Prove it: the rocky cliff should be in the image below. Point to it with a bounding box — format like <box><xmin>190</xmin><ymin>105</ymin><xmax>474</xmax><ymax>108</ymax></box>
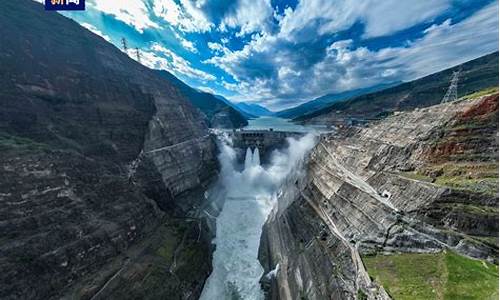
<box><xmin>0</xmin><ymin>1</ymin><xmax>218</xmax><ymax>299</ymax></box>
<box><xmin>260</xmin><ymin>91</ymin><xmax>498</xmax><ymax>299</ymax></box>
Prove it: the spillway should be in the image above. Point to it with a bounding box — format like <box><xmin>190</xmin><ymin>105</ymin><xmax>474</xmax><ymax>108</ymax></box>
<box><xmin>200</xmin><ymin>133</ymin><xmax>317</xmax><ymax>299</ymax></box>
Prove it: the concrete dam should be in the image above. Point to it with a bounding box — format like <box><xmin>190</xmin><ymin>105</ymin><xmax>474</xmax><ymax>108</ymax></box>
<box><xmin>226</xmin><ymin>129</ymin><xmax>305</xmax><ymax>160</ymax></box>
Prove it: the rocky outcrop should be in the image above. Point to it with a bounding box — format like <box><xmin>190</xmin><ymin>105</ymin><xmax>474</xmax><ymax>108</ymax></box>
<box><xmin>0</xmin><ymin>1</ymin><xmax>218</xmax><ymax>299</ymax></box>
<box><xmin>260</xmin><ymin>93</ymin><xmax>498</xmax><ymax>299</ymax></box>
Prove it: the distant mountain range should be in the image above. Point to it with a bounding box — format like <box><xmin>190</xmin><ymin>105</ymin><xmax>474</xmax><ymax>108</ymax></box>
<box><xmin>156</xmin><ymin>71</ymin><xmax>248</xmax><ymax>128</ymax></box>
<box><xmin>295</xmin><ymin>52</ymin><xmax>499</xmax><ymax>124</ymax></box>
<box><xmin>274</xmin><ymin>82</ymin><xmax>400</xmax><ymax>119</ymax></box>
<box><xmin>234</xmin><ymin>102</ymin><xmax>274</xmax><ymax>117</ymax></box>
<box><xmin>214</xmin><ymin>95</ymin><xmax>274</xmax><ymax>118</ymax></box>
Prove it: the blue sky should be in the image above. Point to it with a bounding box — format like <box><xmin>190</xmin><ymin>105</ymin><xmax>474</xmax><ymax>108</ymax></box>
<box><xmin>36</xmin><ymin>0</ymin><xmax>498</xmax><ymax>110</ymax></box>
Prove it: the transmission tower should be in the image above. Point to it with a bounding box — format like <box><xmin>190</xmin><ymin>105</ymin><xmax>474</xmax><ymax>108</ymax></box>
<box><xmin>121</xmin><ymin>37</ymin><xmax>128</xmax><ymax>53</ymax></box>
<box><xmin>441</xmin><ymin>69</ymin><xmax>460</xmax><ymax>103</ymax></box>
<box><xmin>135</xmin><ymin>47</ymin><xmax>141</xmax><ymax>63</ymax></box>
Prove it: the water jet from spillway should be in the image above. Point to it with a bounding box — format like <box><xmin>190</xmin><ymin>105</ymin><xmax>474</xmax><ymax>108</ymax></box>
<box><xmin>244</xmin><ymin>147</ymin><xmax>253</xmax><ymax>170</ymax></box>
<box><xmin>200</xmin><ymin>133</ymin><xmax>317</xmax><ymax>300</ymax></box>
<box><xmin>252</xmin><ymin>148</ymin><xmax>260</xmax><ymax>167</ymax></box>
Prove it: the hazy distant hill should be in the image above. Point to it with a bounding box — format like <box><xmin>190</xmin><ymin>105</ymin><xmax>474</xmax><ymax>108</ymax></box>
<box><xmin>214</xmin><ymin>95</ymin><xmax>257</xmax><ymax>119</ymax></box>
<box><xmin>235</xmin><ymin>102</ymin><xmax>274</xmax><ymax>117</ymax></box>
<box><xmin>296</xmin><ymin>52</ymin><xmax>499</xmax><ymax>123</ymax></box>
<box><xmin>157</xmin><ymin>71</ymin><xmax>248</xmax><ymax>128</ymax></box>
<box><xmin>275</xmin><ymin>82</ymin><xmax>399</xmax><ymax>119</ymax></box>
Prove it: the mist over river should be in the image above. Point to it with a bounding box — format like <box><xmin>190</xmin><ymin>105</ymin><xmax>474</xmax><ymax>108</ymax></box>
<box><xmin>199</xmin><ymin>132</ymin><xmax>317</xmax><ymax>299</ymax></box>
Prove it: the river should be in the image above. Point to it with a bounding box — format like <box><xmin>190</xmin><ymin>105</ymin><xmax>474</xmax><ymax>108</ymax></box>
<box><xmin>199</xmin><ymin>132</ymin><xmax>317</xmax><ymax>299</ymax></box>
<box><xmin>243</xmin><ymin>116</ymin><xmax>330</xmax><ymax>133</ymax></box>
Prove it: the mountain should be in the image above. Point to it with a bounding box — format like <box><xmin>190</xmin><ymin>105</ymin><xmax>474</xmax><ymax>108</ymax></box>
<box><xmin>0</xmin><ymin>1</ymin><xmax>218</xmax><ymax>299</ymax></box>
<box><xmin>156</xmin><ymin>71</ymin><xmax>248</xmax><ymax>128</ymax></box>
<box><xmin>296</xmin><ymin>52</ymin><xmax>499</xmax><ymax>123</ymax></box>
<box><xmin>261</xmin><ymin>90</ymin><xmax>499</xmax><ymax>299</ymax></box>
<box><xmin>275</xmin><ymin>82</ymin><xmax>400</xmax><ymax>119</ymax></box>
<box><xmin>234</xmin><ymin>102</ymin><xmax>274</xmax><ymax>117</ymax></box>
<box><xmin>214</xmin><ymin>95</ymin><xmax>257</xmax><ymax>119</ymax></box>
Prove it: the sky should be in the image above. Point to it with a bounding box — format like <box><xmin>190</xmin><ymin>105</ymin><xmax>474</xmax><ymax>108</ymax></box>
<box><xmin>35</xmin><ymin>0</ymin><xmax>499</xmax><ymax>110</ymax></box>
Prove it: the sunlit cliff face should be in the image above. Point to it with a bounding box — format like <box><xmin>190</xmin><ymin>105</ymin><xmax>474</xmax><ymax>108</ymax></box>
<box><xmin>200</xmin><ymin>133</ymin><xmax>317</xmax><ymax>300</ymax></box>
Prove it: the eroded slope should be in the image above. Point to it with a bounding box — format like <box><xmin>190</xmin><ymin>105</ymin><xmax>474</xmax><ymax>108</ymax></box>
<box><xmin>0</xmin><ymin>1</ymin><xmax>217</xmax><ymax>299</ymax></box>
<box><xmin>260</xmin><ymin>92</ymin><xmax>498</xmax><ymax>299</ymax></box>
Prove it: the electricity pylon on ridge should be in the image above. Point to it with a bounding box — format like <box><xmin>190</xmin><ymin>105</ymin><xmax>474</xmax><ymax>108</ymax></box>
<box><xmin>121</xmin><ymin>37</ymin><xmax>128</xmax><ymax>53</ymax></box>
<box><xmin>135</xmin><ymin>47</ymin><xmax>141</xmax><ymax>63</ymax></box>
<box><xmin>441</xmin><ymin>69</ymin><xmax>460</xmax><ymax>103</ymax></box>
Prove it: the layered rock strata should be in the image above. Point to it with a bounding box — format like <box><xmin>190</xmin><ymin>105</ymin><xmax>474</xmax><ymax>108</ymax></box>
<box><xmin>260</xmin><ymin>93</ymin><xmax>498</xmax><ymax>299</ymax></box>
<box><xmin>0</xmin><ymin>1</ymin><xmax>218</xmax><ymax>299</ymax></box>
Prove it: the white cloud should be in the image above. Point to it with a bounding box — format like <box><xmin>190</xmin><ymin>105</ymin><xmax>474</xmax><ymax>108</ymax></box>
<box><xmin>278</xmin><ymin>0</ymin><xmax>451</xmax><ymax>41</ymax></box>
<box><xmin>219</xmin><ymin>0</ymin><xmax>274</xmax><ymax>36</ymax></box>
<box><xmin>153</xmin><ymin>0</ymin><xmax>273</xmax><ymax>35</ymax></box>
<box><xmin>199</xmin><ymin>86</ymin><xmax>216</xmax><ymax>94</ymax></box>
<box><xmin>153</xmin><ymin>0</ymin><xmax>213</xmax><ymax>32</ymax></box>
<box><xmin>81</xmin><ymin>22</ymin><xmax>112</xmax><ymax>42</ymax></box>
<box><xmin>361</xmin><ymin>0</ymin><xmax>451</xmax><ymax>38</ymax></box>
<box><xmin>206</xmin><ymin>2</ymin><xmax>499</xmax><ymax>110</ymax></box>
<box><xmin>207</xmin><ymin>42</ymin><xmax>231</xmax><ymax>55</ymax></box>
<box><xmin>148</xmin><ymin>43</ymin><xmax>216</xmax><ymax>81</ymax></box>
<box><xmin>173</xmin><ymin>31</ymin><xmax>198</xmax><ymax>53</ymax></box>
<box><xmin>89</xmin><ymin>0</ymin><xmax>159</xmax><ymax>33</ymax></box>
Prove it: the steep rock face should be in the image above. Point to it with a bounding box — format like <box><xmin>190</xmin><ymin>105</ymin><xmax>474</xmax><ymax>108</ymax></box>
<box><xmin>260</xmin><ymin>93</ymin><xmax>498</xmax><ymax>299</ymax></box>
<box><xmin>0</xmin><ymin>1</ymin><xmax>217</xmax><ymax>299</ymax></box>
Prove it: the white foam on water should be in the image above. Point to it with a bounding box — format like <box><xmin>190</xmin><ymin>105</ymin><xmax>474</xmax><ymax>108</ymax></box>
<box><xmin>200</xmin><ymin>133</ymin><xmax>316</xmax><ymax>300</ymax></box>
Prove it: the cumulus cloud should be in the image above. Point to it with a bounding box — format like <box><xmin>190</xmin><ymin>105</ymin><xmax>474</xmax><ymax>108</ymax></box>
<box><xmin>124</xmin><ymin>43</ymin><xmax>215</xmax><ymax>82</ymax></box>
<box><xmin>217</xmin><ymin>0</ymin><xmax>274</xmax><ymax>35</ymax></box>
<box><xmin>278</xmin><ymin>0</ymin><xmax>451</xmax><ymax>42</ymax></box>
<box><xmin>207</xmin><ymin>1</ymin><xmax>498</xmax><ymax>110</ymax></box>
<box><xmin>89</xmin><ymin>0</ymin><xmax>159</xmax><ymax>33</ymax></box>
<box><xmin>148</xmin><ymin>43</ymin><xmax>216</xmax><ymax>81</ymax></box>
<box><xmin>173</xmin><ymin>31</ymin><xmax>198</xmax><ymax>53</ymax></box>
<box><xmin>153</xmin><ymin>0</ymin><xmax>213</xmax><ymax>32</ymax></box>
<box><xmin>36</xmin><ymin>0</ymin><xmax>498</xmax><ymax>110</ymax></box>
<box><xmin>207</xmin><ymin>42</ymin><xmax>231</xmax><ymax>55</ymax></box>
<box><xmin>152</xmin><ymin>0</ymin><xmax>273</xmax><ymax>35</ymax></box>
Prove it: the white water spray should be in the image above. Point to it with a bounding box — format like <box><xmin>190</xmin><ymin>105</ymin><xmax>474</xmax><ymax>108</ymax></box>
<box><xmin>252</xmin><ymin>147</ymin><xmax>260</xmax><ymax>166</ymax></box>
<box><xmin>200</xmin><ymin>133</ymin><xmax>317</xmax><ymax>300</ymax></box>
<box><xmin>244</xmin><ymin>147</ymin><xmax>253</xmax><ymax>170</ymax></box>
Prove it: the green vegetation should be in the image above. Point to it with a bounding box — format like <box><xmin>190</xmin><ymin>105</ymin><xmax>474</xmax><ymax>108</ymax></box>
<box><xmin>363</xmin><ymin>251</ymin><xmax>499</xmax><ymax>300</ymax></box>
<box><xmin>399</xmin><ymin>171</ymin><xmax>434</xmax><ymax>183</ymax></box>
<box><xmin>460</xmin><ymin>86</ymin><xmax>499</xmax><ymax>101</ymax></box>
<box><xmin>472</xmin><ymin>236</ymin><xmax>499</xmax><ymax>247</ymax></box>
<box><xmin>401</xmin><ymin>163</ymin><xmax>498</xmax><ymax>196</ymax></box>
<box><xmin>357</xmin><ymin>289</ymin><xmax>368</xmax><ymax>300</ymax></box>
<box><xmin>155</xmin><ymin>227</ymin><xmax>180</xmax><ymax>265</ymax></box>
<box><xmin>434</xmin><ymin>176</ymin><xmax>498</xmax><ymax>196</ymax></box>
<box><xmin>436</xmin><ymin>203</ymin><xmax>498</xmax><ymax>216</ymax></box>
<box><xmin>0</xmin><ymin>132</ymin><xmax>51</xmax><ymax>152</ymax></box>
<box><xmin>445</xmin><ymin>251</ymin><xmax>498</xmax><ymax>299</ymax></box>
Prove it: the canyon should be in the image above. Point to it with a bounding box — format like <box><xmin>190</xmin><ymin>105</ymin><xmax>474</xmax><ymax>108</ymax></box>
<box><xmin>0</xmin><ymin>1</ymin><xmax>498</xmax><ymax>300</ymax></box>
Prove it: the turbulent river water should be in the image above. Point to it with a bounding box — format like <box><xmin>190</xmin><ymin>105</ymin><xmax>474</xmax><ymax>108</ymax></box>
<box><xmin>200</xmin><ymin>132</ymin><xmax>316</xmax><ymax>300</ymax></box>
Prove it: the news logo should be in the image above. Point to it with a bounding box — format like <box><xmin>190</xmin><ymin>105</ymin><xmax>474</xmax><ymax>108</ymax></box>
<box><xmin>45</xmin><ymin>0</ymin><xmax>85</xmax><ymax>11</ymax></box>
